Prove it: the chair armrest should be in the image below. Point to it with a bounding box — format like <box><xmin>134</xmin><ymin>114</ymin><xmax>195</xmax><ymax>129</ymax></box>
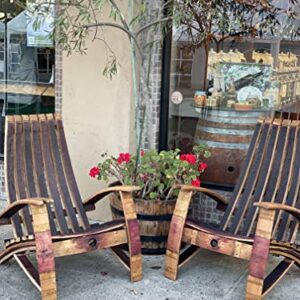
<box><xmin>254</xmin><ymin>202</ymin><xmax>300</xmax><ymax>221</ymax></box>
<box><xmin>83</xmin><ymin>186</ymin><xmax>141</xmax><ymax>211</ymax></box>
<box><xmin>0</xmin><ymin>198</ymin><xmax>53</xmax><ymax>225</ymax></box>
<box><xmin>174</xmin><ymin>184</ymin><xmax>228</xmax><ymax>210</ymax></box>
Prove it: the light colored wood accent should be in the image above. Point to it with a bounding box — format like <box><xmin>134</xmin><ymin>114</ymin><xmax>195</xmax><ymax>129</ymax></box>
<box><xmin>254</xmin><ymin>202</ymin><xmax>300</xmax><ymax>220</ymax></box>
<box><xmin>31</xmin><ymin>204</ymin><xmax>57</xmax><ymax>300</ymax></box>
<box><xmin>129</xmin><ymin>255</ymin><xmax>143</xmax><ymax>282</ymax></box>
<box><xmin>0</xmin><ymin>83</ymin><xmax>55</xmax><ymax>97</ymax></box>
<box><xmin>164</xmin><ymin>250</ymin><xmax>180</xmax><ymax>280</ymax></box>
<box><xmin>182</xmin><ymin>228</ymin><xmax>252</xmax><ymax>260</ymax></box>
<box><xmin>83</xmin><ymin>185</ymin><xmax>141</xmax><ymax>207</ymax></box>
<box><xmin>246</xmin><ymin>275</ymin><xmax>264</xmax><ymax>300</ymax></box>
<box><xmin>0</xmin><ymin>198</ymin><xmax>53</xmax><ymax>220</ymax></box>
<box><xmin>175</xmin><ymin>185</ymin><xmax>228</xmax><ymax>206</ymax></box>
<box><xmin>255</xmin><ymin>209</ymin><xmax>276</xmax><ymax>238</ymax></box>
<box><xmin>53</xmin><ymin>229</ymin><xmax>128</xmax><ymax>257</ymax></box>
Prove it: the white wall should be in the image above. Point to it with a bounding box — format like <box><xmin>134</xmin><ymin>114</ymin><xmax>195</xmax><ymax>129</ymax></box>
<box><xmin>62</xmin><ymin>7</ymin><xmax>135</xmax><ymax>221</ymax></box>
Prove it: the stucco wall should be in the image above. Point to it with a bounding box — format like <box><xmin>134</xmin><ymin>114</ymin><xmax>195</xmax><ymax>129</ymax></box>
<box><xmin>62</xmin><ymin>14</ymin><xmax>135</xmax><ymax>221</ymax></box>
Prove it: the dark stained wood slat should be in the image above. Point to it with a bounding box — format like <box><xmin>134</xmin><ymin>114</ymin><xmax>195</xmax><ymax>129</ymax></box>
<box><xmin>14</xmin><ymin>254</ymin><xmax>41</xmax><ymax>291</ymax></box>
<box><xmin>55</xmin><ymin>116</ymin><xmax>90</xmax><ymax>229</ymax></box>
<box><xmin>241</xmin><ymin>123</ymin><xmax>282</xmax><ymax>236</ymax></box>
<box><xmin>262</xmin><ymin>260</ymin><xmax>294</xmax><ymax>296</ymax></box>
<box><xmin>228</xmin><ymin>122</ymin><xmax>272</xmax><ymax>234</ymax></box>
<box><xmin>5</xmin><ymin>117</ymin><xmax>23</xmax><ymax>237</ymax></box>
<box><xmin>277</xmin><ymin>123</ymin><xmax>300</xmax><ymax>241</ymax></box>
<box><xmin>111</xmin><ymin>246</ymin><xmax>130</xmax><ymax>269</ymax></box>
<box><xmin>39</xmin><ymin>115</ymin><xmax>69</xmax><ymax>234</ymax></box>
<box><xmin>14</xmin><ymin>117</ymin><xmax>34</xmax><ymax>235</ymax></box>
<box><xmin>271</xmin><ymin>123</ymin><xmax>296</xmax><ymax>238</ymax></box>
<box><xmin>219</xmin><ymin>121</ymin><xmax>265</xmax><ymax>231</ymax></box>
<box><xmin>47</xmin><ymin>115</ymin><xmax>81</xmax><ymax>232</ymax></box>
<box><xmin>262</xmin><ymin>122</ymin><xmax>290</xmax><ymax>210</ymax></box>
<box><xmin>29</xmin><ymin>115</ymin><xmax>58</xmax><ymax>235</ymax></box>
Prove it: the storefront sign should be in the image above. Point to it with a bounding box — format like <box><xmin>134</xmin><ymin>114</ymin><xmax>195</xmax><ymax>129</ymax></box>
<box><xmin>26</xmin><ymin>0</ymin><xmax>54</xmax><ymax>47</ymax></box>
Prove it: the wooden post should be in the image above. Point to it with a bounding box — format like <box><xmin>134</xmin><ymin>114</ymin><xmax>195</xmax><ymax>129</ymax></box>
<box><xmin>119</xmin><ymin>191</ymin><xmax>142</xmax><ymax>282</ymax></box>
<box><xmin>164</xmin><ymin>189</ymin><xmax>193</xmax><ymax>280</ymax></box>
<box><xmin>246</xmin><ymin>207</ymin><xmax>275</xmax><ymax>300</ymax></box>
<box><xmin>31</xmin><ymin>204</ymin><xmax>57</xmax><ymax>300</ymax></box>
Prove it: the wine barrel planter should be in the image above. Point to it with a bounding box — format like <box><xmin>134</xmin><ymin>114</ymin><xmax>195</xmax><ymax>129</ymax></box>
<box><xmin>109</xmin><ymin>193</ymin><xmax>176</xmax><ymax>255</ymax></box>
<box><xmin>194</xmin><ymin>108</ymin><xmax>268</xmax><ymax>186</ymax></box>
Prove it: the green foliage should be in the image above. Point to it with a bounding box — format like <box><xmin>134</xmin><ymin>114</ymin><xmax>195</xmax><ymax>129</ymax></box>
<box><xmin>91</xmin><ymin>146</ymin><xmax>210</xmax><ymax>200</ymax></box>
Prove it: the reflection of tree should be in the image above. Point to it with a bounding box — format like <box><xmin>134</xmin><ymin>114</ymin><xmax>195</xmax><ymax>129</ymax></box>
<box><xmin>0</xmin><ymin>0</ymin><xmax>26</xmax><ymax>18</ymax></box>
<box><xmin>172</xmin><ymin>0</ymin><xmax>300</xmax><ymax>89</ymax></box>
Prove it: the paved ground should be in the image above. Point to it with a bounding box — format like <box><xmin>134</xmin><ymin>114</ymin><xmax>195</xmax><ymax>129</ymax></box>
<box><xmin>0</xmin><ymin>218</ymin><xmax>299</xmax><ymax>300</ymax></box>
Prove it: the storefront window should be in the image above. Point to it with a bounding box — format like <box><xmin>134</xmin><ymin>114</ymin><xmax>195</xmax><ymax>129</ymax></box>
<box><xmin>166</xmin><ymin>3</ymin><xmax>300</xmax><ymax>188</ymax></box>
<box><xmin>0</xmin><ymin>1</ymin><xmax>55</xmax><ymax>156</ymax></box>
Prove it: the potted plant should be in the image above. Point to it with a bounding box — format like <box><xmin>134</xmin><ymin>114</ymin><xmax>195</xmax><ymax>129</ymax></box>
<box><xmin>89</xmin><ymin>145</ymin><xmax>210</xmax><ymax>254</ymax></box>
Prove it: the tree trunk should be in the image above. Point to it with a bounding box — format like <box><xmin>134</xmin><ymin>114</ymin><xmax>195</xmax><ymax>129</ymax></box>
<box><xmin>202</xmin><ymin>42</ymin><xmax>209</xmax><ymax>90</ymax></box>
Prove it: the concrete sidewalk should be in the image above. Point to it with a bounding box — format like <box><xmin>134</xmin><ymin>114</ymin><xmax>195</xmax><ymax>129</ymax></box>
<box><xmin>0</xmin><ymin>219</ymin><xmax>299</xmax><ymax>300</ymax></box>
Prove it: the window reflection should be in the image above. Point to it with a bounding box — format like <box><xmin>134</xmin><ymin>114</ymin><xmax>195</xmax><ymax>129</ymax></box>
<box><xmin>0</xmin><ymin>5</ymin><xmax>55</xmax><ymax>157</ymax></box>
<box><xmin>168</xmin><ymin>16</ymin><xmax>300</xmax><ymax>187</ymax></box>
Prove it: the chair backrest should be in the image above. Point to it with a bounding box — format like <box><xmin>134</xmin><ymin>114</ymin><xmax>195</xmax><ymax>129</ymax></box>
<box><xmin>5</xmin><ymin>114</ymin><xmax>90</xmax><ymax>238</ymax></box>
<box><xmin>219</xmin><ymin>118</ymin><xmax>300</xmax><ymax>243</ymax></box>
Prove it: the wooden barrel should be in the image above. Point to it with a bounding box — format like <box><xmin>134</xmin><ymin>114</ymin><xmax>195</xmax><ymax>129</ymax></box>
<box><xmin>194</xmin><ymin>108</ymin><xmax>267</xmax><ymax>186</ymax></box>
<box><xmin>109</xmin><ymin>194</ymin><xmax>176</xmax><ymax>255</ymax></box>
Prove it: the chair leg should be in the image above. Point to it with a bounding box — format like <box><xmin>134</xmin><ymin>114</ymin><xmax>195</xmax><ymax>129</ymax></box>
<box><xmin>31</xmin><ymin>205</ymin><xmax>57</xmax><ymax>300</ymax></box>
<box><xmin>119</xmin><ymin>191</ymin><xmax>143</xmax><ymax>282</ymax></box>
<box><xmin>245</xmin><ymin>207</ymin><xmax>275</xmax><ymax>300</ymax></box>
<box><xmin>164</xmin><ymin>248</ymin><xmax>180</xmax><ymax>281</ymax></box>
<box><xmin>164</xmin><ymin>189</ymin><xmax>193</xmax><ymax>280</ymax></box>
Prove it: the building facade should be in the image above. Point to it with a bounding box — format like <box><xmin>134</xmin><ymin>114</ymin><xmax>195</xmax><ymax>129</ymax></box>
<box><xmin>1</xmin><ymin>1</ymin><xmax>300</xmax><ymax>221</ymax></box>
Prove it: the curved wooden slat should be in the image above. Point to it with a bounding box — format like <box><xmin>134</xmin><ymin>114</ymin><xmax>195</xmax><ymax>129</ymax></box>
<box><xmin>47</xmin><ymin>115</ymin><xmax>81</xmax><ymax>232</ymax></box>
<box><xmin>241</xmin><ymin>120</ymin><xmax>283</xmax><ymax>236</ymax></box>
<box><xmin>83</xmin><ymin>186</ymin><xmax>141</xmax><ymax>209</ymax></box>
<box><xmin>219</xmin><ymin>120</ymin><xmax>265</xmax><ymax>231</ymax></box>
<box><xmin>5</xmin><ymin>116</ymin><xmax>23</xmax><ymax>237</ymax></box>
<box><xmin>39</xmin><ymin>115</ymin><xmax>69</xmax><ymax>234</ymax></box>
<box><xmin>55</xmin><ymin>115</ymin><xmax>90</xmax><ymax>229</ymax></box>
<box><xmin>29</xmin><ymin>115</ymin><xmax>58</xmax><ymax>235</ymax></box>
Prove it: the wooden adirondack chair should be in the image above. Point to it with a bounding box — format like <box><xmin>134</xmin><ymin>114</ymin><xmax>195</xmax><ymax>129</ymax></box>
<box><xmin>0</xmin><ymin>114</ymin><xmax>142</xmax><ymax>300</ymax></box>
<box><xmin>164</xmin><ymin>117</ymin><xmax>300</xmax><ymax>299</ymax></box>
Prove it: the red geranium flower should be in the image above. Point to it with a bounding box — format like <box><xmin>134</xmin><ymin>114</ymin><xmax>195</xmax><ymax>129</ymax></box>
<box><xmin>191</xmin><ymin>178</ymin><xmax>201</xmax><ymax>187</ymax></box>
<box><xmin>180</xmin><ymin>153</ymin><xmax>197</xmax><ymax>165</ymax></box>
<box><xmin>117</xmin><ymin>153</ymin><xmax>131</xmax><ymax>164</ymax></box>
<box><xmin>89</xmin><ymin>166</ymin><xmax>100</xmax><ymax>178</ymax></box>
<box><xmin>198</xmin><ymin>162</ymin><xmax>208</xmax><ymax>172</ymax></box>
